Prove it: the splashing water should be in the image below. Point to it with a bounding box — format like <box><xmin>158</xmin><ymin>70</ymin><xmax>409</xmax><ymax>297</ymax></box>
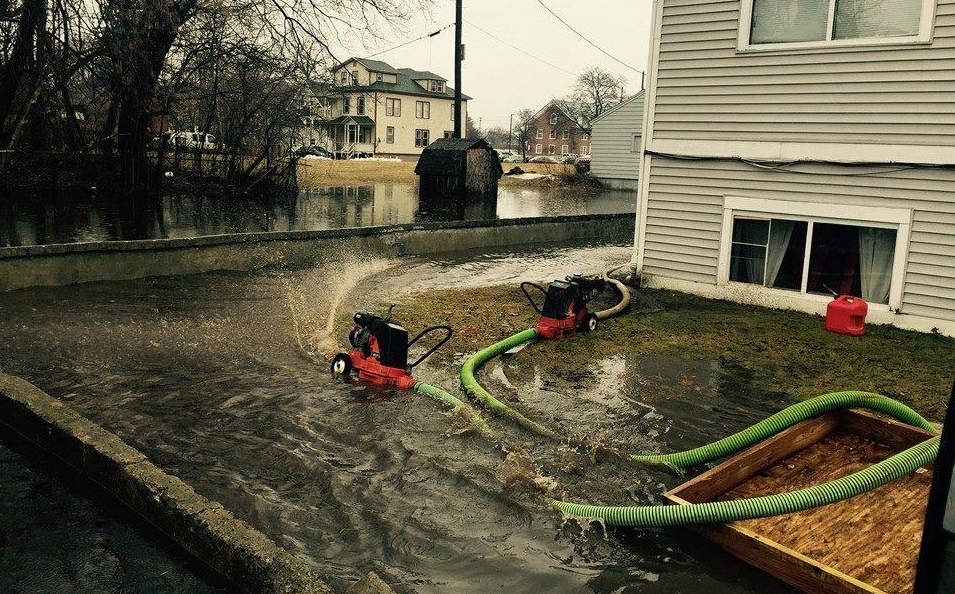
<box><xmin>286</xmin><ymin>252</ymin><xmax>398</xmax><ymax>361</ymax></box>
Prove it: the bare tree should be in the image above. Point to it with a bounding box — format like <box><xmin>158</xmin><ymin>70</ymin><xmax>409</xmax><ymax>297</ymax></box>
<box><xmin>511</xmin><ymin>108</ymin><xmax>535</xmax><ymax>162</ymax></box>
<box><xmin>565</xmin><ymin>66</ymin><xmax>628</xmax><ymax>128</ymax></box>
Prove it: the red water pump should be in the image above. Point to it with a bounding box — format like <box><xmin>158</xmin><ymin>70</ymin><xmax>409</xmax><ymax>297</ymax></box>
<box><xmin>521</xmin><ymin>274</ymin><xmax>606</xmax><ymax>340</ymax></box>
<box><xmin>330</xmin><ymin>305</ymin><xmax>452</xmax><ymax>389</ymax></box>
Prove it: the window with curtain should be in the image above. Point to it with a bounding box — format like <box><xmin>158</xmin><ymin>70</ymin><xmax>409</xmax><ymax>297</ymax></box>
<box><xmin>729</xmin><ymin>217</ymin><xmax>896</xmax><ymax>303</ymax></box>
<box><xmin>749</xmin><ymin>0</ymin><xmax>926</xmax><ymax>45</ymax></box>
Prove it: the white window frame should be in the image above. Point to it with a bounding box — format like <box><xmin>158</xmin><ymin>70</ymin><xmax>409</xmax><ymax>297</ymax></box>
<box><xmin>415</xmin><ymin>128</ymin><xmax>430</xmax><ymax>147</ymax></box>
<box><xmin>534</xmin><ymin>143</ymin><xmax>542</xmax><ymax>154</ymax></box>
<box><xmin>416</xmin><ymin>101</ymin><xmax>430</xmax><ymax>119</ymax></box>
<box><xmin>718</xmin><ymin>196</ymin><xmax>912</xmax><ymax>310</ymax></box>
<box><xmin>561</xmin><ymin>144</ymin><xmax>569</xmax><ymax>154</ymax></box>
<box><xmin>737</xmin><ymin>0</ymin><xmax>936</xmax><ymax>52</ymax></box>
<box><xmin>550</xmin><ymin>112</ymin><xmax>558</xmax><ymax>124</ymax></box>
<box><xmin>562</xmin><ymin>130</ymin><xmax>569</xmax><ymax>140</ymax></box>
<box><xmin>385</xmin><ymin>98</ymin><xmax>400</xmax><ymax>117</ymax></box>
<box><xmin>536</xmin><ymin>128</ymin><xmax>543</xmax><ymax>139</ymax></box>
<box><xmin>386</xmin><ymin>126</ymin><xmax>394</xmax><ymax>144</ymax></box>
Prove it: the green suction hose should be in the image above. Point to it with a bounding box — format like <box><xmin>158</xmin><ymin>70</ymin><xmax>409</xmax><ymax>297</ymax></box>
<box><xmin>413</xmin><ymin>381</ymin><xmax>493</xmax><ymax>436</ymax></box>
<box><xmin>632</xmin><ymin>391</ymin><xmax>937</xmax><ymax>467</ymax></box>
<box><xmin>550</xmin><ymin>436</ymin><xmax>939</xmax><ymax>527</ymax></box>
<box><xmin>460</xmin><ymin>328</ymin><xmax>559</xmax><ymax>439</ymax></box>
<box><xmin>549</xmin><ymin>391</ymin><xmax>940</xmax><ymax>527</ymax></box>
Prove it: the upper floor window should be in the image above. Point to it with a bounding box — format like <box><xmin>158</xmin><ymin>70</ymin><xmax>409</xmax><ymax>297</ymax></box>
<box><xmin>536</xmin><ymin>128</ymin><xmax>543</xmax><ymax>139</ymax></box>
<box><xmin>430</xmin><ymin>80</ymin><xmax>445</xmax><ymax>93</ymax></box>
<box><xmin>742</xmin><ymin>0</ymin><xmax>934</xmax><ymax>49</ymax></box>
<box><xmin>549</xmin><ymin>112</ymin><xmax>558</xmax><ymax>124</ymax></box>
<box><xmin>342</xmin><ymin>97</ymin><xmax>350</xmax><ymax>114</ymax></box>
<box><xmin>562</xmin><ymin>130</ymin><xmax>569</xmax><ymax>140</ymax></box>
<box><xmin>386</xmin><ymin>98</ymin><xmax>400</xmax><ymax>117</ymax></box>
<box><xmin>549</xmin><ymin>130</ymin><xmax>557</xmax><ymax>140</ymax></box>
<box><xmin>351</xmin><ymin>72</ymin><xmax>359</xmax><ymax>85</ymax></box>
<box><xmin>339</xmin><ymin>72</ymin><xmax>348</xmax><ymax>86</ymax></box>
<box><xmin>357</xmin><ymin>96</ymin><xmax>366</xmax><ymax>115</ymax></box>
<box><xmin>376</xmin><ymin>73</ymin><xmax>383</xmax><ymax>82</ymax></box>
<box><xmin>416</xmin><ymin>101</ymin><xmax>430</xmax><ymax>119</ymax></box>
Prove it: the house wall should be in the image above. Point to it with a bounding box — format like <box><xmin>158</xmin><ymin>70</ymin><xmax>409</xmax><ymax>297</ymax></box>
<box><xmin>590</xmin><ymin>93</ymin><xmax>645</xmax><ymax>190</ymax></box>
<box><xmin>639</xmin><ymin>155</ymin><xmax>955</xmax><ymax>334</ymax></box>
<box><xmin>650</xmin><ymin>0</ymin><xmax>955</xmax><ymax>157</ymax></box>
<box><xmin>527</xmin><ymin>106</ymin><xmax>589</xmax><ymax>156</ymax></box>
<box><xmin>636</xmin><ymin>0</ymin><xmax>955</xmax><ymax>335</ymax></box>
<box><xmin>371</xmin><ymin>92</ymin><xmax>462</xmax><ymax>156</ymax></box>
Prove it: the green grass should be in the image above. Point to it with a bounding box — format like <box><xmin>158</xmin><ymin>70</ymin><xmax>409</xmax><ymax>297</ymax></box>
<box><xmin>387</xmin><ymin>285</ymin><xmax>955</xmax><ymax>420</ymax></box>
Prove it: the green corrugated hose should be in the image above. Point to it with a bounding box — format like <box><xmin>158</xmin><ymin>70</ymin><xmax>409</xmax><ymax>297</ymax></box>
<box><xmin>459</xmin><ymin>328</ymin><xmax>559</xmax><ymax>439</ymax></box>
<box><xmin>413</xmin><ymin>381</ymin><xmax>494</xmax><ymax>437</ymax></box>
<box><xmin>549</xmin><ymin>391</ymin><xmax>940</xmax><ymax>527</ymax></box>
<box><xmin>631</xmin><ymin>391</ymin><xmax>937</xmax><ymax>467</ymax></box>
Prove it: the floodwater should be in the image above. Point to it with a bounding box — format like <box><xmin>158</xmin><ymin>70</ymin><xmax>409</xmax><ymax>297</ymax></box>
<box><xmin>0</xmin><ymin>184</ymin><xmax>635</xmax><ymax>247</ymax></box>
<box><xmin>0</xmin><ymin>242</ymin><xmax>799</xmax><ymax>594</ymax></box>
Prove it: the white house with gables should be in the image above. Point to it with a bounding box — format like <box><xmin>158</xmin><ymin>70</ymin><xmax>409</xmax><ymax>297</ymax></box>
<box><xmin>632</xmin><ymin>0</ymin><xmax>955</xmax><ymax>337</ymax></box>
<box><xmin>589</xmin><ymin>91</ymin><xmax>645</xmax><ymax>190</ymax></box>
<box><xmin>310</xmin><ymin>58</ymin><xmax>468</xmax><ymax>158</ymax></box>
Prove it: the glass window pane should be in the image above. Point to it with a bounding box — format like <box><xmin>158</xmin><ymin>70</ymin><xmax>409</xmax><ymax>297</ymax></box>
<box><xmin>807</xmin><ymin>223</ymin><xmax>861</xmax><ymax>297</ymax></box>
<box><xmin>730</xmin><ymin>243</ymin><xmax>767</xmax><ymax>284</ymax></box>
<box><xmin>733</xmin><ymin>218</ymin><xmax>770</xmax><ymax>245</ymax></box>
<box><xmin>751</xmin><ymin>0</ymin><xmax>830</xmax><ymax>43</ymax></box>
<box><xmin>834</xmin><ymin>0</ymin><xmax>921</xmax><ymax>39</ymax></box>
<box><xmin>767</xmin><ymin>220</ymin><xmax>807</xmax><ymax>290</ymax></box>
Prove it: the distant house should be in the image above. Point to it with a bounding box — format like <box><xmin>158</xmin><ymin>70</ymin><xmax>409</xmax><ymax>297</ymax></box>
<box><xmin>525</xmin><ymin>100</ymin><xmax>590</xmax><ymax>157</ymax></box>
<box><xmin>589</xmin><ymin>91</ymin><xmax>645</xmax><ymax>190</ymax></box>
<box><xmin>632</xmin><ymin>0</ymin><xmax>955</xmax><ymax>337</ymax></box>
<box><xmin>310</xmin><ymin>57</ymin><xmax>469</xmax><ymax>158</ymax></box>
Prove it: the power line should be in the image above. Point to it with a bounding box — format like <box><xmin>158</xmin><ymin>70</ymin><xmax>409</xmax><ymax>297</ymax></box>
<box><xmin>465</xmin><ymin>20</ymin><xmax>579</xmax><ymax>77</ymax></box>
<box><xmin>534</xmin><ymin>0</ymin><xmax>644</xmax><ymax>76</ymax></box>
<box><xmin>367</xmin><ymin>23</ymin><xmax>455</xmax><ymax>58</ymax></box>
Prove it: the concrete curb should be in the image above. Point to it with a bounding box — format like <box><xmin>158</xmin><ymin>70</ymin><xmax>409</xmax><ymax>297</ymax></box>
<box><xmin>0</xmin><ymin>372</ymin><xmax>383</xmax><ymax>594</ymax></box>
<box><xmin>0</xmin><ymin>214</ymin><xmax>635</xmax><ymax>291</ymax></box>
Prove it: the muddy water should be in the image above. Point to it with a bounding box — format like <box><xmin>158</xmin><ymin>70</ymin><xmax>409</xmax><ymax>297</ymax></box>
<box><xmin>0</xmin><ymin>242</ymin><xmax>799</xmax><ymax>594</ymax></box>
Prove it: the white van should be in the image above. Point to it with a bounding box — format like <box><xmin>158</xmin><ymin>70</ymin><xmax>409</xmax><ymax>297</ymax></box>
<box><xmin>169</xmin><ymin>131</ymin><xmax>219</xmax><ymax>151</ymax></box>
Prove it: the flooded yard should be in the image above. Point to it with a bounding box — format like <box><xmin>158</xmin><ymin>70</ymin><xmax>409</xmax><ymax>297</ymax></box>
<box><xmin>0</xmin><ymin>242</ymin><xmax>805</xmax><ymax>594</ymax></box>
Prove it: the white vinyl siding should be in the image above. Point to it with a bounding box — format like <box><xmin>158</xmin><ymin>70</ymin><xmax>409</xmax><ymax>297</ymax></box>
<box><xmin>641</xmin><ymin>156</ymin><xmax>955</xmax><ymax>322</ymax></box>
<box><xmin>590</xmin><ymin>92</ymin><xmax>645</xmax><ymax>185</ymax></box>
<box><xmin>652</xmin><ymin>0</ymin><xmax>955</xmax><ymax>148</ymax></box>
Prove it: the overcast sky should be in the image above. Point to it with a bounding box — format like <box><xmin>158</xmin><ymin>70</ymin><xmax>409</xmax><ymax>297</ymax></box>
<box><xmin>331</xmin><ymin>1</ymin><xmax>653</xmax><ymax>131</ymax></box>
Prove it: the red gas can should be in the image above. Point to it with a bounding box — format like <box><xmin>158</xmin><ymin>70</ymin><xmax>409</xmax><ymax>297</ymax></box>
<box><xmin>825</xmin><ymin>295</ymin><xmax>868</xmax><ymax>336</ymax></box>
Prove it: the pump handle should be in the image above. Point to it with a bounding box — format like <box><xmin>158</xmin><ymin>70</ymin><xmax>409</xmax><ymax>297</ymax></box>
<box><xmin>407</xmin><ymin>325</ymin><xmax>453</xmax><ymax>370</ymax></box>
<box><xmin>520</xmin><ymin>281</ymin><xmax>547</xmax><ymax>315</ymax></box>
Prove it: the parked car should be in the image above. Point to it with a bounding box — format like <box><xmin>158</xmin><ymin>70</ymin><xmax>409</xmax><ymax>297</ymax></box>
<box><xmin>292</xmin><ymin>145</ymin><xmax>333</xmax><ymax>159</ymax></box>
<box><xmin>169</xmin><ymin>131</ymin><xmax>220</xmax><ymax>151</ymax></box>
<box><xmin>560</xmin><ymin>153</ymin><xmax>579</xmax><ymax>163</ymax></box>
<box><xmin>529</xmin><ymin>155</ymin><xmax>560</xmax><ymax>163</ymax></box>
<box><xmin>501</xmin><ymin>152</ymin><xmax>524</xmax><ymax>163</ymax></box>
<box><xmin>575</xmin><ymin>154</ymin><xmax>592</xmax><ymax>173</ymax></box>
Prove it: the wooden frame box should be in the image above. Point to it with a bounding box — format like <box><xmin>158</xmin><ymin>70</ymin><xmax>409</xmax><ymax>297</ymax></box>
<box><xmin>664</xmin><ymin>410</ymin><xmax>936</xmax><ymax>594</ymax></box>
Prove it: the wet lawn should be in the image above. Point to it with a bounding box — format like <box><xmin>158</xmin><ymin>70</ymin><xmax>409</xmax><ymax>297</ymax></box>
<box><xmin>389</xmin><ymin>285</ymin><xmax>955</xmax><ymax>421</ymax></box>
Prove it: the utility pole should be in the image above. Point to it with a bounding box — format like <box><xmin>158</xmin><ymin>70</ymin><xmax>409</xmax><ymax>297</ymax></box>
<box><xmin>454</xmin><ymin>0</ymin><xmax>463</xmax><ymax>138</ymax></box>
<box><xmin>508</xmin><ymin>113</ymin><xmax>513</xmax><ymax>151</ymax></box>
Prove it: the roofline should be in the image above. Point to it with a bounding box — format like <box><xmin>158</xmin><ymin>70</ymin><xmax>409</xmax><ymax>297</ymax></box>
<box><xmin>590</xmin><ymin>89</ymin><xmax>647</xmax><ymax>124</ymax></box>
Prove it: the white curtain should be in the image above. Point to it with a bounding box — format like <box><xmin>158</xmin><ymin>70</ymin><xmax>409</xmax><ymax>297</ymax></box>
<box><xmin>767</xmin><ymin>220</ymin><xmax>795</xmax><ymax>287</ymax></box>
<box><xmin>858</xmin><ymin>227</ymin><xmax>896</xmax><ymax>304</ymax></box>
<box><xmin>751</xmin><ymin>0</ymin><xmax>829</xmax><ymax>43</ymax></box>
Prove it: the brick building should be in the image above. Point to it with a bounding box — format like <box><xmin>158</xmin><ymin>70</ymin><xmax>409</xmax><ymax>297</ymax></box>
<box><xmin>526</xmin><ymin>100</ymin><xmax>590</xmax><ymax>157</ymax></box>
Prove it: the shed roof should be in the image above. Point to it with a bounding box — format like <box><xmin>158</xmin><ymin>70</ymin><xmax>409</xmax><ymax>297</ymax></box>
<box><xmin>414</xmin><ymin>138</ymin><xmax>503</xmax><ymax>176</ymax></box>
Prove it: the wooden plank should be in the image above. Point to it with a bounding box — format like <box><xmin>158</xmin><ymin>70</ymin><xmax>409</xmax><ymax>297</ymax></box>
<box><xmin>667</xmin><ymin>413</ymin><xmax>839</xmax><ymax>502</ymax></box>
<box><xmin>662</xmin><ymin>409</ymin><xmax>936</xmax><ymax>594</ymax></box>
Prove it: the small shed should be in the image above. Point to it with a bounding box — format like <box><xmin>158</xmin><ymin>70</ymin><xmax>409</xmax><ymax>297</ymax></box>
<box><xmin>414</xmin><ymin>138</ymin><xmax>503</xmax><ymax>201</ymax></box>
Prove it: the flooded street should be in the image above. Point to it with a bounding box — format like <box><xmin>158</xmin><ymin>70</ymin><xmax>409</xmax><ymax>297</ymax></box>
<box><xmin>0</xmin><ymin>184</ymin><xmax>635</xmax><ymax>247</ymax></box>
<box><xmin>0</xmin><ymin>242</ymin><xmax>798</xmax><ymax>594</ymax></box>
